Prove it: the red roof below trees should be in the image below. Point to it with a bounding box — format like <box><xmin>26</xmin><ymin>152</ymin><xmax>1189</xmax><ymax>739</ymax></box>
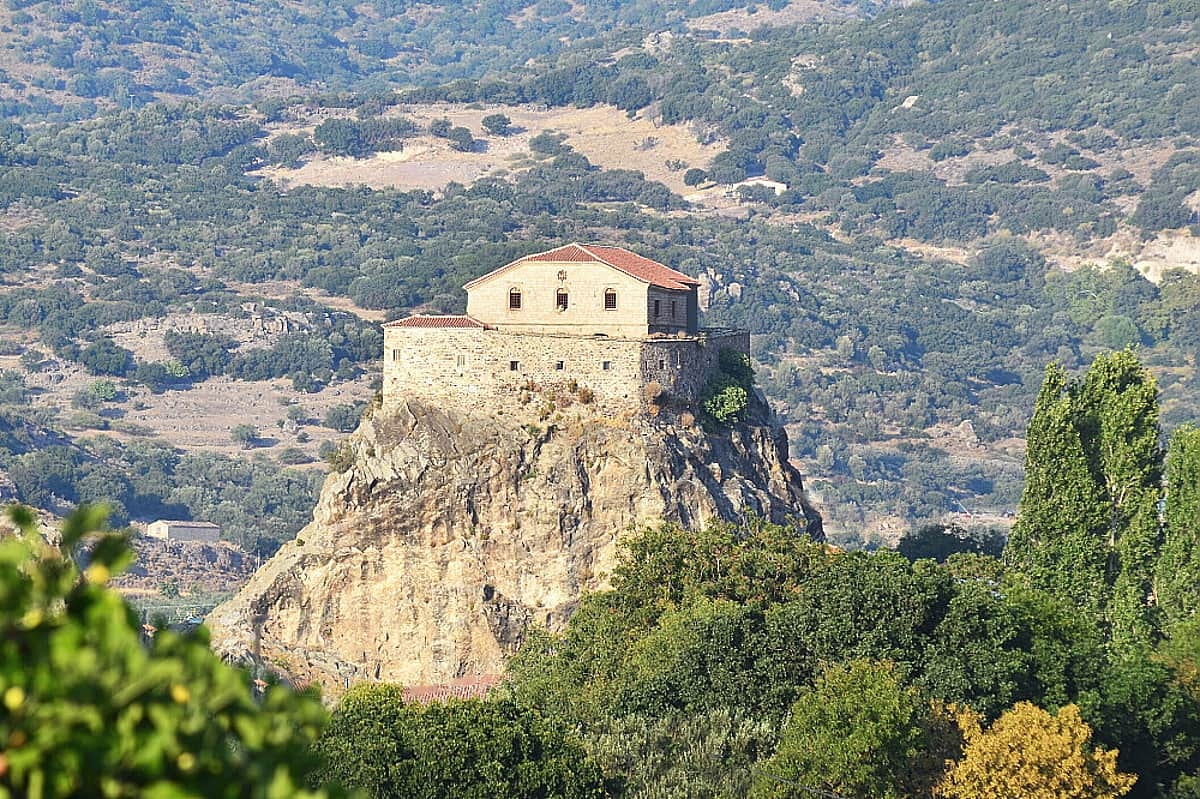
<box><xmin>402</xmin><ymin>674</ymin><xmax>505</xmax><ymax>703</ymax></box>
<box><xmin>383</xmin><ymin>315</ymin><xmax>492</xmax><ymax>329</ymax></box>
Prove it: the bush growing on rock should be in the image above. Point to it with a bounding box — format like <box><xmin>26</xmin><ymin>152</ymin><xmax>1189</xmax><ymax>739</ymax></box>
<box><xmin>701</xmin><ymin>348</ymin><xmax>755</xmax><ymax>424</ymax></box>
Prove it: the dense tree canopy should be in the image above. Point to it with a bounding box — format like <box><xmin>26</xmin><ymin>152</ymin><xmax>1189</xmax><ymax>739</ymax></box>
<box><xmin>314</xmin><ymin>685</ymin><xmax>605</xmax><ymax>799</ymax></box>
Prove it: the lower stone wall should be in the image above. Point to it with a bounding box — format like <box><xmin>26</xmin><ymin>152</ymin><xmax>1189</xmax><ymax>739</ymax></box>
<box><xmin>640</xmin><ymin>330</ymin><xmax>750</xmax><ymax>402</ymax></box>
<box><xmin>383</xmin><ymin>327</ymin><xmax>750</xmax><ymax>414</ymax></box>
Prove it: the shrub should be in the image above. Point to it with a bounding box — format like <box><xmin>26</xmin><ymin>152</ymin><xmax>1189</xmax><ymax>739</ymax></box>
<box><xmin>700</xmin><ymin>348</ymin><xmax>755</xmax><ymax>425</ymax></box>
<box><xmin>277</xmin><ymin>447</ymin><xmax>312</xmax><ymax>465</ymax></box>
<box><xmin>322</xmin><ymin>441</ymin><xmax>355</xmax><ymax>472</ymax></box>
<box><xmin>323</xmin><ymin>402</ymin><xmax>364</xmax><ymax>432</ymax></box>
<box><xmin>79</xmin><ymin>338</ymin><xmax>133</xmax><ymax>377</ymax></box>
<box><xmin>702</xmin><ymin>377</ymin><xmax>749</xmax><ymax>424</ymax></box>
<box><xmin>481</xmin><ymin>113</ymin><xmax>512</xmax><ymax>135</ymax></box>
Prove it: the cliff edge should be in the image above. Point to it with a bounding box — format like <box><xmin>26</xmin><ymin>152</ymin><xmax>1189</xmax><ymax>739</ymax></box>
<box><xmin>207</xmin><ymin>393</ymin><xmax>821</xmax><ymax>692</ymax></box>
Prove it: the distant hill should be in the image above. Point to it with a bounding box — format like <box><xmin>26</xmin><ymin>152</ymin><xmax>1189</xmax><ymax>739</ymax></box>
<box><xmin>0</xmin><ymin>0</ymin><xmax>894</xmax><ymax>118</ymax></box>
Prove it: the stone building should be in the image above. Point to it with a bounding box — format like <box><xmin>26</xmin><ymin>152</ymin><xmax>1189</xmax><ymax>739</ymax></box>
<box><xmin>146</xmin><ymin>520</ymin><xmax>222</xmax><ymax>543</ymax></box>
<box><xmin>383</xmin><ymin>243</ymin><xmax>748</xmax><ymax>412</ymax></box>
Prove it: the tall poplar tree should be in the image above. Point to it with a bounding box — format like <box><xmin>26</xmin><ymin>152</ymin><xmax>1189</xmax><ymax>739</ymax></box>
<box><xmin>1156</xmin><ymin>425</ymin><xmax>1200</xmax><ymax>627</ymax></box>
<box><xmin>1007</xmin><ymin>353</ymin><xmax>1163</xmax><ymax>644</ymax></box>
<box><xmin>1006</xmin><ymin>364</ymin><xmax>1110</xmax><ymax>622</ymax></box>
<box><xmin>1076</xmin><ymin>351</ymin><xmax>1162</xmax><ymax>646</ymax></box>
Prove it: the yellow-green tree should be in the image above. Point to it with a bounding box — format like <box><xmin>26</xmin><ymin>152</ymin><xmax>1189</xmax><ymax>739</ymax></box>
<box><xmin>941</xmin><ymin>702</ymin><xmax>1136</xmax><ymax>799</ymax></box>
<box><xmin>751</xmin><ymin>661</ymin><xmax>936</xmax><ymax>799</ymax></box>
<box><xmin>0</xmin><ymin>505</ymin><xmax>344</xmax><ymax>799</ymax></box>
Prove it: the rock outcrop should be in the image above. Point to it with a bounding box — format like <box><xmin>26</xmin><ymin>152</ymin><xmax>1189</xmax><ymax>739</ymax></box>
<box><xmin>207</xmin><ymin>394</ymin><xmax>820</xmax><ymax>693</ymax></box>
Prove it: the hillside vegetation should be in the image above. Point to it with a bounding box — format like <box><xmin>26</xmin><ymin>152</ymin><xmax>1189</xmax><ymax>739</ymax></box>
<box><xmin>0</xmin><ymin>0</ymin><xmax>1199</xmax><ymax>540</ymax></box>
<box><xmin>0</xmin><ymin>0</ymin><xmax>891</xmax><ymax>116</ymax></box>
<box><xmin>7</xmin><ymin>358</ymin><xmax>1200</xmax><ymax>797</ymax></box>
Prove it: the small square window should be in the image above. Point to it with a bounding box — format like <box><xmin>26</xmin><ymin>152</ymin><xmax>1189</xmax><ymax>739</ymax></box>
<box><xmin>602</xmin><ymin>361</ymin><xmax>611</xmax><ymax>371</ymax></box>
<box><xmin>392</xmin><ymin>349</ymin><xmax>401</xmax><ymax>361</ymax></box>
<box><xmin>653</xmin><ymin>299</ymin><xmax>661</xmax><ymax>317</ymax></box>
<box><xmin>510</xmin><ymin>361</ymin><xmax>520</xmax><ymax>371</ymax></box>
<box><xmin>555</xmin><ymin>360</ymin><xmax>565</xmax><ymax>371</ymax></box>
<box><xmin>658</xmin><ymin>359</ymin><xmax>665</xmax><ymax>370</ymax></box>
<box><xmin>456</xmin><ymin>354</ymin><xmax>466</xmax><ymax>368</ymax></box>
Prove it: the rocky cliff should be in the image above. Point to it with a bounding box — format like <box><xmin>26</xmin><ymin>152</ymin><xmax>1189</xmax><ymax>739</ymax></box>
<box><xmin>207</xmin><ymin>393</ymin><xmax>820</xmax><ymax>693</ymax></box>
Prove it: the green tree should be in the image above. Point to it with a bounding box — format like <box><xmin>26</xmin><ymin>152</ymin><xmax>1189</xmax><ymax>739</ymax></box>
<box><xmin>1076</xmin><ymin>351</ymin><xmax>1162</xmax><ymax>646</ymax></box>
<box><xmin>79</xmin><ymin>338</ymin><xmax>134</xmax><ymax>376</ymax></box>
<box><xmin>586</xmin><ymin>707</ymin><xmax>774</xmax><ymax>799</ymax></box>
<box><xmin>1006</xmin><ymin>354</ymin><xmax>1163</xmax><ymax>643</ymax></box>
<box><xmin>1006</xmin><ymin>364</ymin><xmax>1110</xmax><ymax>622</ymax></box>
<box><xmin>314</xmin><ymin>685</ymin><xmax>604</xmax><ymax>799</ymax></box>
<box><xmin>0</xmin><ymin>505</ymin><xmax>344</xmax><ymax>799</ymax></box>
<box><xmin>751</xmin><ymin>661</ymin><xmax>938</xmax><ymax>799</ymax></box>
<box><xmin>323</xmin><ymin>402</ymin><xmax>364</xmax><ymax>433</ymax></box>
<box><xmin>897</xmin><ymin>523</ymin><xmax>1004</xmax><ymax>562</ymax></box>
<box><xmin>481</xmin><ymin>113</ymin><xmax>512</xmax><ymax>135</ymax></box>
<box><xmin>231</xmin><ymin>423</ymin><xmax>259</xmax><ymax>448</ymax></box>
<box><xmin>446</xmin><ymin>126</ymin><xmax>475</xmax><ymax>152</ymax></box>
<box><xmin>1157</xmin><ymin>425</ymin><xmax>1200</xmax><ymax>627</ymax></box>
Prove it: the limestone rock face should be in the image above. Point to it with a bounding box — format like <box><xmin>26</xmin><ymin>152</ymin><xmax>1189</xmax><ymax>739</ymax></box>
<box><xmin>207</xmin><ymin>396</ymin><xmax>821</xmax><ymax>692</ymax></box>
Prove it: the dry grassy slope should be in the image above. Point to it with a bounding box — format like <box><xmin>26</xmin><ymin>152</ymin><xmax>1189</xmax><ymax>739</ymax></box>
<box><xmin>255</xmin><ymin>104</ymin><xmax>726</xmax><ymax>195</ymax></box>
<box><xmin>262</xmin><ymin>101</ymin><xmax>1200</xmax><ymax>282</ymax></box>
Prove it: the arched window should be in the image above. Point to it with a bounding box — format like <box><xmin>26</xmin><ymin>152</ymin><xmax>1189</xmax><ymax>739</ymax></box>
<box><xmin>509</xmin><ymin>288</ymin><xmax>522</xmax><ymax>310</ymax></box>
<box><xmin>604</xmin><ymin>289</ymin><xmax>617</xmax><ymax>310</ymax></box>
<box><xmin>556</xmin><ymin>289</ymin><xmax>569</xmax><ymax>311</ymax></box>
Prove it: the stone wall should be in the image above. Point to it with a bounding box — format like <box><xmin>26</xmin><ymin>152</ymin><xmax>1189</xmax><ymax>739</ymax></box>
<box><xmin>641</xmin><ymin>329</ymin><xmax>750</xmax><ymax>401</ymax></box>
<box><xmin>383</xmin><ymin>327</ymin><xmax>749</xmax><ymax>414</ymax></box>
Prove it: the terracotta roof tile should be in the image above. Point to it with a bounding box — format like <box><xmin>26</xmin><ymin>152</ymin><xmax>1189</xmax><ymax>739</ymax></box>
<box><xmin>402</xmin><ymin>674</ymin><xmax>505</xmax><ymax>704</ymax></box>
<box><xmin>384</xmin><ymin>315</ymin><xmax>491</xmax><ymax>329</ymax></box>
<box><xmin>463</xmin><ymin>243</ymin><xmax>700</xmax><ymax>291</ymax></box>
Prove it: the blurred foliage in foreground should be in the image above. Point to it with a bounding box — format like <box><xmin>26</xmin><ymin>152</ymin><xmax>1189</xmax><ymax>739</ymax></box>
<box><xmin>0</xmin><ymin>504</ymin><xmax>346</xmax><ymax>799</ymax></box>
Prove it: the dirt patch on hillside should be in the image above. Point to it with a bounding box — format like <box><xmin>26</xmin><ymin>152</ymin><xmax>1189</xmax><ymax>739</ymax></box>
<box><xmin>10</xmin><ymin>349</ymin><xmax>375</xmax><ymax>461</ymax></box>
<box><xmin>257</xmin><ymin>104</ymin><xmax>725</xmax><ymax>195</ymax></box>
<box><xmin>1033</xmin><ymin>227</ymin><xmax>1200</xmax><ymax>281</ymax></box>
<box><xmin>686</xmin><ymin>0</ymin><xmax>855</xmax><ymax>35</ymax></box>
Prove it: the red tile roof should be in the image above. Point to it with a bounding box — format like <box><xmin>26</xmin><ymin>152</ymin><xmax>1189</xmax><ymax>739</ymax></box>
<box><xmin>463</xmin><ymin>243</ymin><xmax>701</xmax><ymax>292</ymax></box>
<box><xmin>384</xmin><ymin>314</ymin><xmax>491</xmax><ymax>329</ymax></box>
<box><xmin>402</xmin><ymin>674</ymin><xmax>505</xmax><ymax>704</ymax></box>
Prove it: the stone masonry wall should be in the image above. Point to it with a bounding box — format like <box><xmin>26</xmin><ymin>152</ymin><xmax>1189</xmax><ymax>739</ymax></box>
<box><xmin>383</xmin><ymin>328</ymin><xmax>749</xmax><ymax>414</ymax></box>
